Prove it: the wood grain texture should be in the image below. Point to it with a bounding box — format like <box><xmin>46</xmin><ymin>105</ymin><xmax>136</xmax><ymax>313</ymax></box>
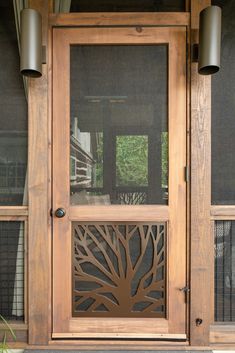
<box><xmin>68</xmin><ymin>317</ymin><xmax>169</xmax><ymax>334</ymax></box>
<box><xmin>16</xmin><ymin>341</ymin><xmax>235</xmax><ymax>350</ymax></box>
<box><xmin>52</xmin><ymin>27</ymin><xmax>71</xmax><ymax>334</ymax></box>
<box><xmin>0</xmin><ymin>206</ymin><xmax>28</xmax><ymax>216</ymax></box>
<box><xmin>168</xmin><ymin>27</ymin><xmax>187</xmax><ymax>334</ymax></box>
<box><xmin>28</xmin><ymin>0</ymin><xmax>52</xmax><ymax>345</ymax></box>
<box><xmin>0</xmin><ymin>216</ymin><xmax>27</xmax><ymax>221</ymax></box>
<box><xmin>69</xmin><ymin>205</ymin><xmax>169</xmax><ymax>221</ymax></box>
<box><xmin>185</xmin><ymin>0</ymin><xmax>191</xmax><ymax>12</ymax></box>
<box><xmin>39</xmin><ymin>341</ymin><xmax>191</xmax><ymax>350</ymax></box>
<box><xmin>49</xmin><ymin>12</ymin><xmax>190</xmax><ymax>27</ymax></box>
<box><xmin>47</xmin><ymin>0</ymin><xmax>53</xmax><ymax>342</ymax></box>
<box><xmin>52</xmin><ymin>333</ymin><xmax>186</xmax><ymax>339</ymax></box>
<box><xmin>186</xmin><ymin>15</ymin><xmax>191</xmax><ymax>339</ymax></box>
<box><xmin>211</xmin><ymin>205</ymin><xmax>235</xmax><ymax>218</ymax></box>
<box><xmin>190</xmin><ymin>0</ymin><xmax>212</xmax><ymax>346</ymax></box>
<box><xmin>210</xmin><ymin>324</ymin><xmax>235</xmax><ymax>344</ymax></box>
<box><xmin>0</xmin><ymin>328</ymin><xmax>28</xmax><ymax>343</ymax></box>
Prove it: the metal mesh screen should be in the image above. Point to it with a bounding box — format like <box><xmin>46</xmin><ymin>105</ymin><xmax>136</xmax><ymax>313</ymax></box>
<box><xmin>0</xmin><ymin>1</ymin><xmax>28</xmax><ymax>206</ymax></box>
<box><xmin>212</xmin><ymin>0</ymin><xmax>235</xmax><ymax>204</ymax></box>
<box><xmin>0</xmin><ymin>221</ymin><xmax>24</xmax><ymax>321</ymax></box>
<box><xmin>70</xmin><ymin>45</ymin><xmax>168</xmax><ymax>205</ymax></box>
<box><xmin>215</xmin><ymin>221</ymin><xmax>235</xmax><ymax>321</ymax></box>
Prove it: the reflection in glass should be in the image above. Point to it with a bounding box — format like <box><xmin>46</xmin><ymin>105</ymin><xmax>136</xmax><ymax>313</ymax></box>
<box><xmin>70</xmin><ymin>45</ymin><xmax>168</xmax><ymax>205</ymax></box>
<box><xmin>116</xmin><ymin>135</ymin><xmax>148</xmax><ymax>187</ymax></box>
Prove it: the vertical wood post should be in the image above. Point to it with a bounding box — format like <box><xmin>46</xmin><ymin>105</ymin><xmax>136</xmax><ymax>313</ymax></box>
<box><xmin>28</xmin><ymin>0</ymin><xmax>52</xmax><ymax>345</ymax></box>
<box><xmin>190</xmin><ymin>0</ymin><xmax>212</xmax><ymax>346</ymax></box>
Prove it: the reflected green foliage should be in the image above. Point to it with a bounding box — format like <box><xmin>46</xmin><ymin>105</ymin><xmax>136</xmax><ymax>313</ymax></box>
<box><xmin>93</xmin><ymin>133</ymin><xmax>168</xmax><ymax>189</ymax></box>
<box><xmin>116</xmin><ymin>135</ymin><xmax>148</xmax><ymax>187</ymax></box>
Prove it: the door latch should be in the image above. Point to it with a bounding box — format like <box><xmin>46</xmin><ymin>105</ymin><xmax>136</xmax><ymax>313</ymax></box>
<box><xmin>179</xmin><ymin>286</ymin><xmax>190</xmax><ymax>303</ymax></box>
<box><xmin>179</xmin><ymin>286</ymin><xmax>190</xmax><ymax>293</ymax></box>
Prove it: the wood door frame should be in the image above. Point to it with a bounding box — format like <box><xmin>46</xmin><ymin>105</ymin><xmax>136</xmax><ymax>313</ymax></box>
<box><xmin>52</xmin><ymin>25</ymin><xmax>186</xmax><ymax>339</ymax></box>
<box><xmin>26</xmin><ymin>4</ymin><xmax>216</xmax><ymax>348</ymax></box>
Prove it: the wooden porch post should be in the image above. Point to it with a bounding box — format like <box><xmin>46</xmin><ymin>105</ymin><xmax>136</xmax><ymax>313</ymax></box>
<box><xmin>190</xmin><ymin>0</ymin><xmax>213</xmax><ymax>346</ymax></box>
<box><xmin>28</xmin><ymin>0</ymin><xmax>52</xmax><ymax>345</ymax></box>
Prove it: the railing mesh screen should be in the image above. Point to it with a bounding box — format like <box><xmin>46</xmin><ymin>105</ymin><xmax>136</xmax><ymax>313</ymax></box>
<box><xmin>0</xmin><ymin>221</ymin><xmax>24</xmax><ymax>321</ymax></box>
<box><xmin>215</xmin><ymin>221</ymin><xmax>235</xmax><ymax>321</ymax></box>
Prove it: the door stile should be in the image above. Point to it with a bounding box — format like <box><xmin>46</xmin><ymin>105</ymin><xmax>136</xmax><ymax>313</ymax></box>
<box><xmin>168</xmin><ymin>29</ymin><xmax>187</xmax><ymax>333</ymax></box>
<box><xmin>53</xmin><ymin>30</ymin><xmax>71</xmax><ymax>333</ymax></box>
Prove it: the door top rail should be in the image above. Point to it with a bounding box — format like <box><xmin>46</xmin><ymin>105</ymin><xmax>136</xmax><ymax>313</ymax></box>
<box><xmin>49</xmin><ymin>12</ymin><xmax>190</xmax><ymax>28</ymax></box>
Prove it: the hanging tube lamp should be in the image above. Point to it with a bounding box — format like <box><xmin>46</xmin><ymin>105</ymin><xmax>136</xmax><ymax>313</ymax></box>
<box><xmin>20</xmin><ymin>8</ymin><xmax>42</xmax><ymax>77</ymax></box>
<box><xmin>198</xmin><ymin>5</ymin><xmax>222</xmax><ymax>75</ymax></box>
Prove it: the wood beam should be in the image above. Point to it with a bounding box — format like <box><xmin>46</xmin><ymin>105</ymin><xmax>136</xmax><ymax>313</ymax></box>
<box><xmin>49</xmin><ymin>12</ymin><xmax>190</xmax><ymax>27</ymax></box>
<box><xmin>190</xmin><ymin>0</ymin><xmax>212</xmax><ymax>346</ymax></box>
<box><xmin>28</xmin><ymin>0</ymin><xmax>52</xmax><ymax>345</ymax></box>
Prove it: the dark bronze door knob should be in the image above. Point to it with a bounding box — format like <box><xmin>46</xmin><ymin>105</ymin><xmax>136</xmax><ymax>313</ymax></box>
<box><xmin>55</xmin><ymin>208</ymin><xmax>66</xmax><ymax>218</ymax></box>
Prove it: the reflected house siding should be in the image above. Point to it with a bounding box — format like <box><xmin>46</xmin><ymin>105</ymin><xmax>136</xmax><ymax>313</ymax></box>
<box><xmin>70</xmin><ymin>129</ymin><xmax>95</xmax><ymax>189</ymax></box>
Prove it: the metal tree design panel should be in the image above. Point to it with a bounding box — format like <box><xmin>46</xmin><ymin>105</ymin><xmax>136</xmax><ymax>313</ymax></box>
<box><xmin>72</xmin><ymin>222</ymin><xmax>166</xmax><ymax>317</ymax></box>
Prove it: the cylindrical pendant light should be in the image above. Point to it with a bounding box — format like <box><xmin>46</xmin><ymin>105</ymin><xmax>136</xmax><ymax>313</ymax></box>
<box><xmin>198</xmin><ymin>6</ymin><xmax>222</xmax><ymax>75</ymax></box>
<box><xmin>20</xmin><ymin>8</ymin><xmax>42</xmax><ymax>77</ymax></box>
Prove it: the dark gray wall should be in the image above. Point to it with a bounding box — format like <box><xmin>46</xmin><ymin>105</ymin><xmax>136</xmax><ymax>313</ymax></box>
<box><xmin>69</xmin><ymin>0</ymin><xmax>185</xmax><ymax>12</ymax></box>
<box><xmin>0</xmin><ymin>1</ymin><xmax>27</xmax><ymax>205</ymax></box>
<box><xmin>212</xmin><ymin>0</ymin><xmax>235</xmax><ymax>204</ymax></box>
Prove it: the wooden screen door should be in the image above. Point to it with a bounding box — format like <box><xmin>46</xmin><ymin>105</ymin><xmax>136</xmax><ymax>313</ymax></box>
<box><xmin>52</xmin><ymin>26</ymin><xmax>187</xmax><ymax>339</ymax></box>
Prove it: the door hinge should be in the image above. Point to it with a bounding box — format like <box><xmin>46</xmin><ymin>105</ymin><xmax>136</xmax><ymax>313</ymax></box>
<box><xmin>184</xmin><ymin>166</ymin><xmax>190</xmax><ymax>183</ymax></box>
<box><xmin>42</xmin><ymin>45</ymin><xmax>47</xmax><ymax>64</ymax></box>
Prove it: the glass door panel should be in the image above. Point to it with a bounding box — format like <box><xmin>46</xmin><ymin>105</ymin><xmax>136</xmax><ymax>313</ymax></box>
<box><xmin>70</xmin><ymin>45</ymin><xmax>168</xmax><ymax>205</ymax></box>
